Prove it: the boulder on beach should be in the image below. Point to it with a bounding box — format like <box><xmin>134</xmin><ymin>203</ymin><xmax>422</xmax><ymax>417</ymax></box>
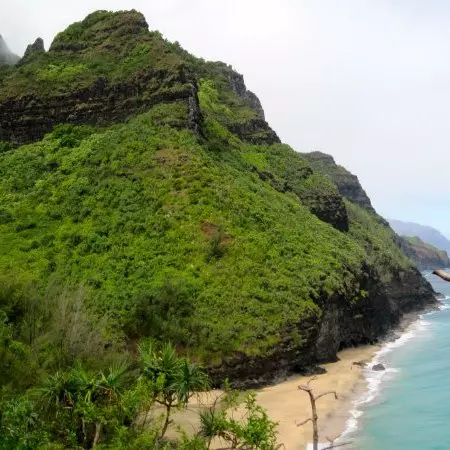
<box><xmin>372</xmin><ymin>363</ymin><xmax>386</xmax><ymax>371</ymax></box>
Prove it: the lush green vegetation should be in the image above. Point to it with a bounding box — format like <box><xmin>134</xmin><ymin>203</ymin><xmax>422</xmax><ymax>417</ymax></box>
<box><xmin>0</xmin><ymin>11</ymin><xmax>186</xmax><ymax>99</ymax></box>
<box><xmin>0</xmin><ymin>321</ymin><xmax>279</xmax><ymax>449</ymax></box>
<box><xmin>0</xmin><ymin>9</ymin><xmax>419</xmax><ymax>447</ymax></box>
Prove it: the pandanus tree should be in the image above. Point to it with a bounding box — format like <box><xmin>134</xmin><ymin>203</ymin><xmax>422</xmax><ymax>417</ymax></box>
<box><xmin>198</xmin><ymin>387</ymin><xmax>279</xmax><ymax>450</ymax></box>
<box><xmin>139</xmin><ymin>341</ymin><xmax>209</xmax><ymax>439</ymax></box>
<box><xmin>37</xmin><ymin>363</ymin><xmax>131</xmax><ymax>447</ymax></box>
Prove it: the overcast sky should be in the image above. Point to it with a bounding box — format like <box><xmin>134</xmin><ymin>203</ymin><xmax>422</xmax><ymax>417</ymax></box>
<box><xmin>2</xmin><ymin>0</ymin><xmax>450</xmax><ymax>236</ymax></box>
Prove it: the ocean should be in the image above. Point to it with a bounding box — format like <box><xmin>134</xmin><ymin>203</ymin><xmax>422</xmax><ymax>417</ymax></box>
<box><xmin>342</xmin><ymin>273</ymin><xmax>450</xmax><ymax>449</ymax></box>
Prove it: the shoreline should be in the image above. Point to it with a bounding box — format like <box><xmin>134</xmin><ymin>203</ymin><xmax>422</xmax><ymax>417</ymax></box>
<box><xmin>255</xmin><ymin>307</ymin><xmax>439</xmax><ymax>449</ymax></box>
<box><xmin>168</xmin><ymin>304</ymin><xmax>442</xmax><ymax>449</ymax></box>
<box><xmin>254</xmin><ymin>345</ymin><xmax>380</xmax><ymax>450</ymax></box>
<box><xmin>321</xmin><ymin>305</ymin><xmax>442</xmax><ymax>448</ymax></box>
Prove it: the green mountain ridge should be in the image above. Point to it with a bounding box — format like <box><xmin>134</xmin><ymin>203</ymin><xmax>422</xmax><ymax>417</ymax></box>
<box><xmin>0</xmin><ymin>10</ymin><xmax>436</xmax><ymax>386</ymax></box>
<box><xmin>398</xmin><ymin>236</ymin><xmax>450</xmax><ymax>270</ymax></box>
<box><xmin>390</xmin><ymin>219</ymin><xmax>450</xmax><ymax>255</ymax></box>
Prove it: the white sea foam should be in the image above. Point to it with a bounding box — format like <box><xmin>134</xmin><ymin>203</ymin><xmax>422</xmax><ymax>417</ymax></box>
<box><xmin>338</xmin><ymin>316</ymin><xmax>431</xmax><ymax>441</ymax></box>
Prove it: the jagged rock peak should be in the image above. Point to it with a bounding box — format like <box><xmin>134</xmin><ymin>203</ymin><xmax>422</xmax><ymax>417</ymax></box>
<box><xmin>0</xmin><ymin>34</ymin><xmax>20</xmax><ymax>66</ymax></box>
<box><xmin>49</xmin><ymin>10</ymin><xmax>149</xmax><ymax>53</ymax></box>
<box><xmin>214</xmin><ymin>62</ymin><xmax>266</xmax><ymax>120</ymax></box>
<box><xmin>302</xmin><ymin>151</ymin><xmax>376</xmax><ymax>213</ymax></box>
<box><xmin>24</xmin><ymin>38</ymin><xmax>45</xmax><ymax>58</ymax></box>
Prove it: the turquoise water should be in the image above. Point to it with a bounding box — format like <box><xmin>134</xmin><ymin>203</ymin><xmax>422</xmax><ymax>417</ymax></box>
<box><xmin>348</xmin><ymin>274</ymin><xmax>450</xmax><ymax>449</ymax></box>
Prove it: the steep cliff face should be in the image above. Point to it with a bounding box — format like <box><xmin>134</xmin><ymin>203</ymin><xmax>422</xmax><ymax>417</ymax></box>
<box><xmin>210</xmin><ymin>266</ymin><xmax>434</xmax><ymax>386</ymax></box>
<box><xmin>0</xmin><ymin>11</ymin><xmax>278</xmax><ymax>147</ymax></box>
<box><xmin>0</xmin><ymin>11</ymin><xmax>201</xmax><ymax>145</ymax></box>
<box><xmin>0</xmin><ymin>10</ymin><xmax>438</xmax><ymax>387</ymax></box>
<box><xmin>0</xmin><ymin>68</ymin><xmax>201</xmax><ymax>145</ymax></box>
<box><xmin>399</xmin><ymin>236</ymin><xmax>450</xmax><ymax>270</ymax></box>
<box><xmin>195</xmin><ymin>61</ymin><xmax>280</xmax><ymax>145</ymax></box>
<box><xmin>302</xmin><ymin>151</ymin><xmax>376</xmax><ymax>213</ymax></box>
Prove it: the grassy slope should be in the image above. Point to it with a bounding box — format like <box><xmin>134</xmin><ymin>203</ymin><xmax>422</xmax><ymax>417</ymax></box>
<box><xmin>0</xmin><ymin>10</ymin><xmax>413</xmax><ymax>365</ymax></box>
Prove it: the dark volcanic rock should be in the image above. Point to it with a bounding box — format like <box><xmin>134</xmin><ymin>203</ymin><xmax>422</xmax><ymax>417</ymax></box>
<box><xmin>204</xmin><ymin>61</ymin><xmax>280</xmax><ymax>145</ymax></box>
<box><xmin>210</xmin><ymin>265</ymin><xmax>436</xmax><ymax>387</ymax></box>
<box><xmin>372</xmin><ymin>363</ymin><xmax>386</xmax><ymax>371</ymax></box>
<box><xmin>302</xmin><ymin>151</ymin><xmax>376</xmax><ymax>214</ymax></box>
<box><xmin>228</xmin><ymin>117</ymin><xmax>280</xmax><ymax>145</ymax></box>
<box><xmin>214</xmin><ymin>62</ymin><xmax>266</xmax><ymax>120</ymax></box>
<box><xmin>353</xmin><ymin>360</ymin><xmax>368</xmax><ymax>368</ymax></box>
<box><xmin>0</xmin><ymin>68</ymin><xmax>201</xmax><ymax>145</ymax></box>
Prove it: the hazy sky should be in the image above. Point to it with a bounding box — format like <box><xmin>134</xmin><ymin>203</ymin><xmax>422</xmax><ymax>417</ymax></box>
<box><xmin>2</xmin><ymin>0</ymin><xmax>450</xmax><ymax>236</ymax></box>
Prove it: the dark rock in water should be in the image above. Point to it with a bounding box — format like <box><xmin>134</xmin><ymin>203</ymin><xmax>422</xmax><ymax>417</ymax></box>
<box><xmin>372</xmin><ymin>363</ymin><xmax>386</xmax><ymax>371</ymax></box>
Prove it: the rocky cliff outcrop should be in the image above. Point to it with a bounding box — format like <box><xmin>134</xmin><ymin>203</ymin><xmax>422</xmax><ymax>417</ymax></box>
<box><xmin>0</xmin><ymin>11</ymin><xmax>278</xmax><ymax>147</ymax></box>
<box><xmin>399</xmin><ymin>236</ymin><xmax>450</xmax><ymax>270</ymax></box>
<box><xmin>0</xmin><ymin>68</ymin><xmax>201</xmax><ymax>145</ymax></box>
<box><xmin>210</xmin><ymin>265</ymin><xmax>436</xmax><ymax>386</ymax></box>
<box><xmin>302</xmin><ymin>151</ymin><xmax>376</xmax><ymax>213</ymax></box>
<box><xmin>20</xmin><ymin>38</ymin><xmax>45</xmax><ymax>64</ymax></box>
<box><xmin>0</xmin><ymin>11</ymin><xmax>202</xmax><ymax>145</ymax></box>
<box><xmin>200</xmin><ymin>61</ymin><xmax>280</xmax><ymax>144</ymax></box>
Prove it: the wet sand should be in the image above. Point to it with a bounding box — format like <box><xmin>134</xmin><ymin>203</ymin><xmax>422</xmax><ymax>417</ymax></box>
<box><xmin>165</xmin><ymin>345</ymin><xmax>379</xmax><ymax>449</ymax></box>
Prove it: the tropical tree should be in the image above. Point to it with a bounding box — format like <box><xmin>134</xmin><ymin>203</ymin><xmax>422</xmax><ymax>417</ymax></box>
<box><xmin>36</xmin><ymin>363</ymin><xmax>137</xmax><ymax>447</ymax></box>
<box><xmin>139</xmin><ymin>341</ymin><xmax>209</xmax><ymax>439</ymax></box>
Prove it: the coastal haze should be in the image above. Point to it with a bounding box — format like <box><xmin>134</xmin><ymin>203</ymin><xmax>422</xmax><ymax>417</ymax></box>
<box><xmin>2</xmin><ymin>0</ymin><xmax>450</xmax><ymax>236</ymax></box>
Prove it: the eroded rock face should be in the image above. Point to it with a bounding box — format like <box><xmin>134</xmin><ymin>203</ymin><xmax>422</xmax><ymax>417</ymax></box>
<box><xmin>228</xmin><ymin>117</ymin><xmax>280</xmax><ymax>145</ymax></box>
<box><xmin>302</xmin><ymin>151</ymin><xmax>376</xmax><ymax>213</ymax></box>
<box><xmin>209</xmin><ymin>265</ymin><xmax>436</xmax><ymax>387</ymax></box>
<box><xmin>0</xmin><ymin>68</ymin><xmax>201</xmax><ymax>145</ymax></box>
<box><xmin>206</xmin><ymin>61</ymin><xmax>280</xmax><ymax>144</ymax></box>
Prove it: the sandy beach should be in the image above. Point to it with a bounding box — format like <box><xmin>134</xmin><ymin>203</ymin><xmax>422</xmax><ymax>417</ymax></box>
<box><xmin>255</xmin><ymin>345</ymin><xmax>380</xmax><ymax>449</ymax></box>
<box><xmin>166</xmin><ymin>344</ymin><xmax>380</xmax><ymax>449</ymax></box>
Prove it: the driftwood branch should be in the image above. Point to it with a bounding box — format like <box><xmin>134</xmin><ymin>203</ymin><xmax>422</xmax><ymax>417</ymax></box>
<box><xmin>433</xmin><ymin>269</ymin><xmax>450</xmax><ymax>282</ymax></box>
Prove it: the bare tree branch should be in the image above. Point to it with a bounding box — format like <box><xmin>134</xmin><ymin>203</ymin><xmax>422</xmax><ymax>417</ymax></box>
<box><xmin>297</xmin><ymin>378</ymin><xmax>342</xmax><ymax>450</ymax></box>
<box><xmin>315</xmin><ymin>391</ymin><xmax>338</xmax><ymax>401</ymax></box>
